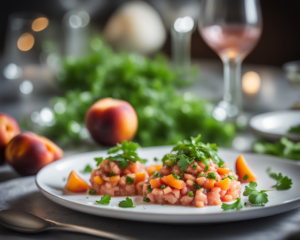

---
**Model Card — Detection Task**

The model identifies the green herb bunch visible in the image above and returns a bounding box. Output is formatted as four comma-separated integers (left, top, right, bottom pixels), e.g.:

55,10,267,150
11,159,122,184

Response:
41,36,235,147
254,137,300,161
95,140,147,169
162,134,224,172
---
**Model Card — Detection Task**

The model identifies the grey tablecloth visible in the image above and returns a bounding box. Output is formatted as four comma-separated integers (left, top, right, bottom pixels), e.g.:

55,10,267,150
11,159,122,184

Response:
1,175,300,240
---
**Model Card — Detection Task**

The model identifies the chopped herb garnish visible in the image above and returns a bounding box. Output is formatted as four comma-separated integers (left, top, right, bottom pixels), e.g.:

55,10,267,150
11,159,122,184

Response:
144,192,146,197
154,157,158,162
119,197,135,208
161,185,166,189
221,198,243,211
172,173,180,179
188,191,194,197
243,174,249,181
267,168,292,190
194,183,201,190
107,161,110,166
193,163,197,170
141,184,144,189
95,195,111,205
95,140,147,169
153,171,162,179
243,181,271,206
94,157,104,166
161,135,223,172
228,175,237,180
143,197,150,202
80,164,94,173
126,176,134,184
89,189,96,195
147,184,153,193
207,172,217,180
110,171,115,176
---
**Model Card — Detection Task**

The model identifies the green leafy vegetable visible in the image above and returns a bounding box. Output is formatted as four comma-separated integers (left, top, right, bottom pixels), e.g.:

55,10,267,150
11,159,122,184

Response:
243,174,249,181
207,172,217,180
288,124,300,135
89,189,96,195
154,157,158,162
36,36,235,148
188,191,194,197
161,135,224,172
81,164,93,173
194,183,201,190
94,157,104,167
193,163,197,170
110,171,115,176
95,140,147,169
96,195,111,205
147,184,152,193
243,181,270,206
153,171,162,179
126,176,135,184
172,173,181,179
161,185,166,189
143,197,150,202
119,197,135,208
254,137,300,161
221,198,243,211
267,168,292,190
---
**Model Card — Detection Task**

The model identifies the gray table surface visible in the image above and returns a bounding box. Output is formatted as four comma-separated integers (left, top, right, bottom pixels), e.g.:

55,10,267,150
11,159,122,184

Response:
0,162,300,240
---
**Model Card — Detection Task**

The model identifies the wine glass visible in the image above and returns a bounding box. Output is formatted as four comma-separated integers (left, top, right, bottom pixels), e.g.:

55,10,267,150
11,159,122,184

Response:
199,0,262,121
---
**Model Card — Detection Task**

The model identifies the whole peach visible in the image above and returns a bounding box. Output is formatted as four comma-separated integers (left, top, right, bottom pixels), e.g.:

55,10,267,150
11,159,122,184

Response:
5,132,63,175
0,113,20,164
85,98,138,146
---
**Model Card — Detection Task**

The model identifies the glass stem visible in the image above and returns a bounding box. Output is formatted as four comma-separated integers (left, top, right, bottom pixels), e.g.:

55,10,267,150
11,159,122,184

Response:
222,58,242,118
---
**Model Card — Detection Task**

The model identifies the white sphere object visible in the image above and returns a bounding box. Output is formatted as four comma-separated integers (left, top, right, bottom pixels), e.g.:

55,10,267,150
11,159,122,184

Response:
103,1,166,55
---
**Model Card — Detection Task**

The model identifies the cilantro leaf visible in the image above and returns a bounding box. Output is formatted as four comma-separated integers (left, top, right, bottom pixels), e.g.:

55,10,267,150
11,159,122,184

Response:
143,197,150,202
118,197,135,208
172,173,180,179
201,157,210,172
221,198,243,211
193,163,197,170
243,181,271,206
194,183,201,189
267,168,292,190
96,195,111,205
147,184,152,193
94,157,104,166
81,164,93,173
177,154,193,171
126,176,134,184
89,189,96,195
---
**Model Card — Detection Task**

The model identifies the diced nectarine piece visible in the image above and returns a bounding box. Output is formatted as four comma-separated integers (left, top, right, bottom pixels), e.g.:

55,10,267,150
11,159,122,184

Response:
146,164,162,175
150,178,162,189
109,175,120,182
215,178,230,191
204,179,215,189
135,172,146,182
235,154,257,182
161,174,185,189
94,176,103,185
65,171,90,192
217,168,229,175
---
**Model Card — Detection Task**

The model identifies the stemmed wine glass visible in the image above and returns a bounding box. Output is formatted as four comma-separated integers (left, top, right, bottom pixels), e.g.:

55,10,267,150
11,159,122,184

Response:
199,0,262,121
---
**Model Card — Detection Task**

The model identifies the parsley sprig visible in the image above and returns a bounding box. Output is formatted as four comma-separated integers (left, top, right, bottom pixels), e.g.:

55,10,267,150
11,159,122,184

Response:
119,197,135,208
94,140,147,169
243,181,271,206
221,198,243,211
162,135,224,172
95,195,111,205
267,168,292,190
81,164,93,173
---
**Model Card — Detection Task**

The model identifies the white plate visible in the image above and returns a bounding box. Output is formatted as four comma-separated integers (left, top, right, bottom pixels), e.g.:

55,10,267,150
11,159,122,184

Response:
36,146,300,224
250,110,300,141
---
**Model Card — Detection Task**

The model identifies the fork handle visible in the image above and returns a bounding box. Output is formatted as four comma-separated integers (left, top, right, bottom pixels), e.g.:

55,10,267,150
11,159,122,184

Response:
47,220,137,240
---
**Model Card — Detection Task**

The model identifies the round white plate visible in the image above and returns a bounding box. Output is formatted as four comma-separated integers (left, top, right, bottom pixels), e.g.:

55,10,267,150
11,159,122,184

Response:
250,110,300,141
36,146,300,224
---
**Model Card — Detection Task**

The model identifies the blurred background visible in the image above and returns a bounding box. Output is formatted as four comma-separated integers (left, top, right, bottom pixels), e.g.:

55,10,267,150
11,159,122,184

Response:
0,0,299,153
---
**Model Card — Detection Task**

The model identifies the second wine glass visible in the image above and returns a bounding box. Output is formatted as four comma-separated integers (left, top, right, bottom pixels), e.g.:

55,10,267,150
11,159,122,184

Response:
199,0,262,121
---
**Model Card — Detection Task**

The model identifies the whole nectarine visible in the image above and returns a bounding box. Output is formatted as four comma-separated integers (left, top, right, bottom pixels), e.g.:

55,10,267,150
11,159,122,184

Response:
85,98,138,146
0,113,20,164
5,132,63,175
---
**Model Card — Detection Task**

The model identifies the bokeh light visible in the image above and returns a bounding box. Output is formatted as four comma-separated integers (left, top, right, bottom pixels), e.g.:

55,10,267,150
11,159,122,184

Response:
19,80,33,94
17,33,35,51
242,71,261,94
32,17,49,32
